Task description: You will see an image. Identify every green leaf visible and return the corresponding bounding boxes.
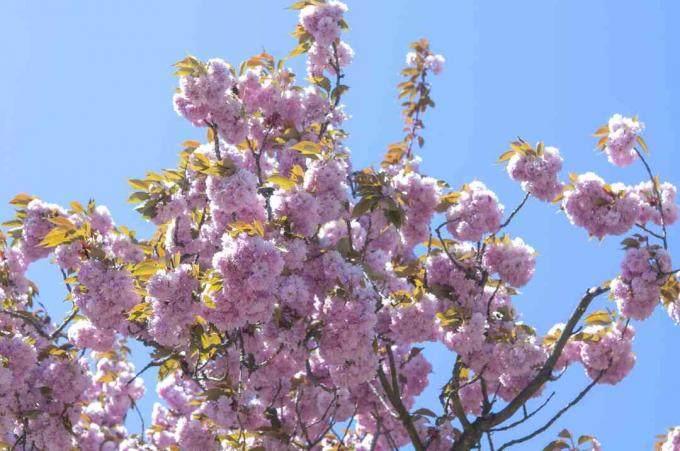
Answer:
[131,260,161,279]
[9,193,35,207]
[127,191,150,204]
[543,440,569,451]
[158,357,180,380]
[584,310,611,326]
[267,175,297,190]
[578,435,595,445]
[289,140,321,157]
[97,371,118,384]
[636,135,650,154]
[557,429,572,439]
[127,302,153,322]
[39,227,72,248]
[352,196,377,218]
[127,179,150,190]
[286,41,312,60]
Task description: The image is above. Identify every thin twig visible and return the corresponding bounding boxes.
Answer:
[634,147,668,249]
[635,223,665,241]
[497,374,603,450]
[490,392,555,432]
[50,308,79,340]
[499,192,530,230]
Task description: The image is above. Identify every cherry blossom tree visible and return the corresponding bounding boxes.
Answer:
[1,1,679,450]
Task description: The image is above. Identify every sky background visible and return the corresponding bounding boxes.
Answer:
[1,1,679,449]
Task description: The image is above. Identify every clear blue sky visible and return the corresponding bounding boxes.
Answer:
[1,1,679,449]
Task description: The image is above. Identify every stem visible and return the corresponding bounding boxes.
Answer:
[634,147,668,249]
[405,69,428,161]
[635,223,665,241]
[497,374,603,450]
[318,42,344,140]
[50,308,79,340]
[490,392,555,432]
[210,123,221,160]
[498,192,530,230]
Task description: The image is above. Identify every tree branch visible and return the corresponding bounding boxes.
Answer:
[634,147,668,249]
[498,192,530,230]
[377,346,425,451]
[497,373,603,450]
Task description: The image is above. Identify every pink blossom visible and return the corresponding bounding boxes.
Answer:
[562,172,639,239]
[446,181,504,241]
[483,236,536,287]
[578,321,636,385]
[506,145,563,201]
[612,246,672,320]
[634,180,679,227]
[604,114,644,167]
[425,54,445,75]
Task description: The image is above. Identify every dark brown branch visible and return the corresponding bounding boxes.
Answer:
[209,123,221,160]
[635,223,665,241]
[499,192,530,230]
[486,285,608,426]
[1,309,50,339]
[50,308,79,340]
[377,349,425,451]
[451,284,609,450]
[490,392,555,432]
[497,374,603,450]
[449,358,471,428]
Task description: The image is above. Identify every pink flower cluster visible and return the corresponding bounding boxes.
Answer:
[392,169,441,250]
[319,296,378,387]
[74,260,141,333]
[299,0,347,46]
[210,234,284,329]
[562,172,639,239]
[173,58,247,145]
[446,181,504,241]
[506,145,563,201]
[300,1,354,77]
[577,321,636,385]
[483,236,536,287]
[20,199,66,262]
[271,188,321,237]
[659,427,680,451]
[405,51,446,75]
[604,114,644,167]
[634,180,679,227]
[148,264,199,347]
[611,246,672,320]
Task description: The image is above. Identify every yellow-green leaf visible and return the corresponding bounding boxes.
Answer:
[267,175,297,190]
[289,140,321,157]
[497,150,516,163]
[9,193,35,207]
[636,135,649,154]
[584,310,611,326]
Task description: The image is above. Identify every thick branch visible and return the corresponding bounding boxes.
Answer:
[451,284,609,450]
[377,349,425,451]
[487,285,608,427]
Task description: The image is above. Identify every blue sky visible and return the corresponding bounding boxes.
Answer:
[1,1,679,449]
